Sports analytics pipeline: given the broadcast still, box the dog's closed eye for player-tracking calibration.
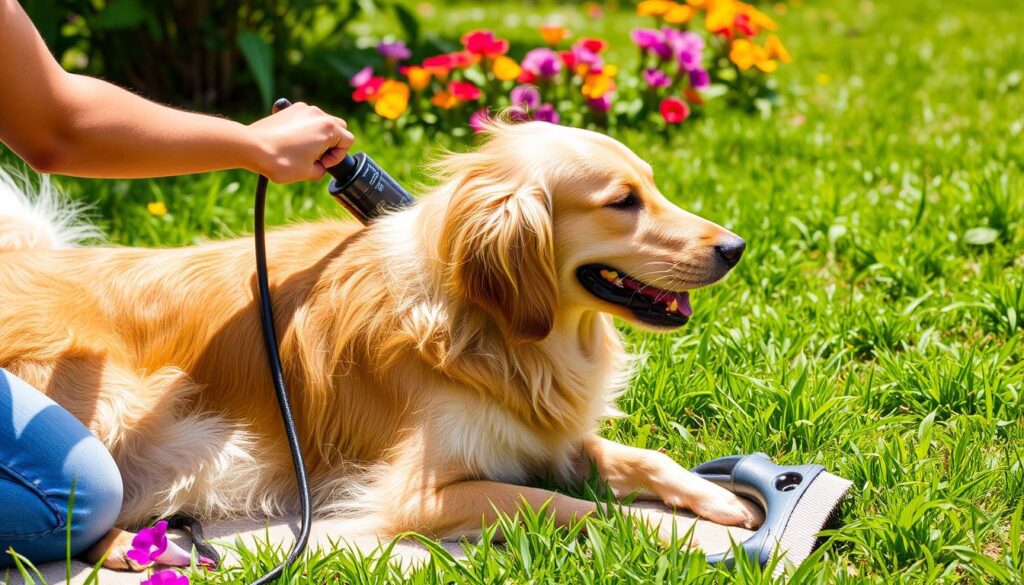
[606,191,641,210]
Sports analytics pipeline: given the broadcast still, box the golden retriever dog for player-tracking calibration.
[0,121,758,569]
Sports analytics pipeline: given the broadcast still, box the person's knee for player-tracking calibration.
[64,434,124,556]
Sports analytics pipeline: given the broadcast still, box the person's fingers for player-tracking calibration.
[311,161,327,181]
[320,147,347,169]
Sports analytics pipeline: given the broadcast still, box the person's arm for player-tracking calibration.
[0,0,353,183]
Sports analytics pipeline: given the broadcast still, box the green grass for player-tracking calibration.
[3,0,1023,582]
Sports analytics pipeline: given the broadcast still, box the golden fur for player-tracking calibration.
[0,122,759,568]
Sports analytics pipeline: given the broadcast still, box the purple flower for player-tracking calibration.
[630,28,662,51]
[127,520,212,568]
[378,40,411,62]
[141,570,190,585]
[689,68,710,90]
[587,95,612,113]
[349,66,373,88]
[643,68,671,89]
[510,85,540,110]
[572,43,604,71]
[521,48,562,78]
[469,108,490,133]
[664,29,704,72]
[508,106,530,123]
[533,103,560,124]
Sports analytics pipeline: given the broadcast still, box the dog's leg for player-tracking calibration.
[82,528,145,571]
[390,480,702,547]
[582,435,763,529]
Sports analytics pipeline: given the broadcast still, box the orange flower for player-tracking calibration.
[539,25,570,45]
[664,4,694,23]
[372,80,409,119]
[431,91,459,109]
[492,55,522,81]
[765,34,791,63]
[705,0,738,32]
[403,66,432,91]
[637,0,677,16]
[581,72,615,99]
[686,0,707,7]
[738,1,778,31]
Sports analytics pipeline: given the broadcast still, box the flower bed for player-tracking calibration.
[348,0,791,134]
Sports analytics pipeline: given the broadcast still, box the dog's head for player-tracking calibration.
[435,122,744,342]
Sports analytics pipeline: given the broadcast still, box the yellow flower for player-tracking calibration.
[730,38,777,72]
[738,1,778,31]
[492,55,522,81]
[602,64,619,77]
[815,72,832,85]
[637,0,677,16]
[404,66,432,91]
[664,4,694,23]
[581,73,614,99]
[729,38,755,70]
[686,0,707,7]
[147,201,167,217]
[431,90,459,109]
[539,25,570,45]
[765,35,791,63]
[371,80,409,119]
[705,0,738,31]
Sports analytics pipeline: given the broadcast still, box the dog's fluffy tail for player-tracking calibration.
[0,167,99,252]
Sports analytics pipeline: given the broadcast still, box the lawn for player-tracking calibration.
[3,0,1023,582]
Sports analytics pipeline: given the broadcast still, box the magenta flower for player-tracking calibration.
[510,85,540,110]
[571,42,604,71]
[631,28,662,51]
[689,68,710,90]
[521,48,562,79]
[533,103,560,124]
[508,106,530,123]
[469,108,490,133]
[349,66,373,88]
[141,570,189,585]
[378,40,411,62]
[664,29,704,72]
[643,69,671,89]
[587,95,612,113]
[127,520,214,568]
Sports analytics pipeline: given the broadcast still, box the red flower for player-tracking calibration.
[423,54,455,70]
[559,50,576,69]
[461,30,509,57]
[578,37,608,53]
[353,77,385,102]
[659,97,691,124]
[449,81,481,101]
[734,14,756,36]
[517,69,538,84]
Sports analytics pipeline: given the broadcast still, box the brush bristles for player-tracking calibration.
[772,471,853,577]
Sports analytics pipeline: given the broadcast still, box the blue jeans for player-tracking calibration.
[0,368,123,566]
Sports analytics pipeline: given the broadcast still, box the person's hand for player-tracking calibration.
[247,102,354,183]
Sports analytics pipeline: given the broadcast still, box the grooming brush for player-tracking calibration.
[692,453,852,576]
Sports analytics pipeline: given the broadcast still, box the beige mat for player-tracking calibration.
[10,506,754,584]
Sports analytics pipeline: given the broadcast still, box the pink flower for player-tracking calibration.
[449,80,481,101]
[587,95,612,113]
[378,40,411,62]
[510,85,540,110]
[141,569,189,585]
[643,68,671,88]
[521,48,562,79]
[631,29,672,60]
[664,28,704,72]
[349,66,373,88]
[461,30,509,57]
[352,77,385,102]
[469,108,490,133]
[126,521,214,569]
[533,103,560,124]
[571,41,604,72]
[660,97,690,124]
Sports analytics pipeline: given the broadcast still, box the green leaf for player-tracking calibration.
[89,0,147,30]
[393,3,421,46]
[237,30,275,111]
[963,226,999,246]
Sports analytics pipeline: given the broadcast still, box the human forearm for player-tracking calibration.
[32,74,265,179]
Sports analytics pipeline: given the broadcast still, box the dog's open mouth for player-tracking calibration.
[576,264,692,327]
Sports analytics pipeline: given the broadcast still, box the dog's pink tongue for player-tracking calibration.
[678,292,693,317]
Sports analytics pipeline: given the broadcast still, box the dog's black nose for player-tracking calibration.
[715,237,746,267]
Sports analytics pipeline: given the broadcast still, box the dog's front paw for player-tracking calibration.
[83,528,147,572]
[690,484,764,530]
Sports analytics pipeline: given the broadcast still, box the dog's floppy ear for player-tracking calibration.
[441,169,557,342]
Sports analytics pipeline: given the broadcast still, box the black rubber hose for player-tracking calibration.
[250,173,312,584]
